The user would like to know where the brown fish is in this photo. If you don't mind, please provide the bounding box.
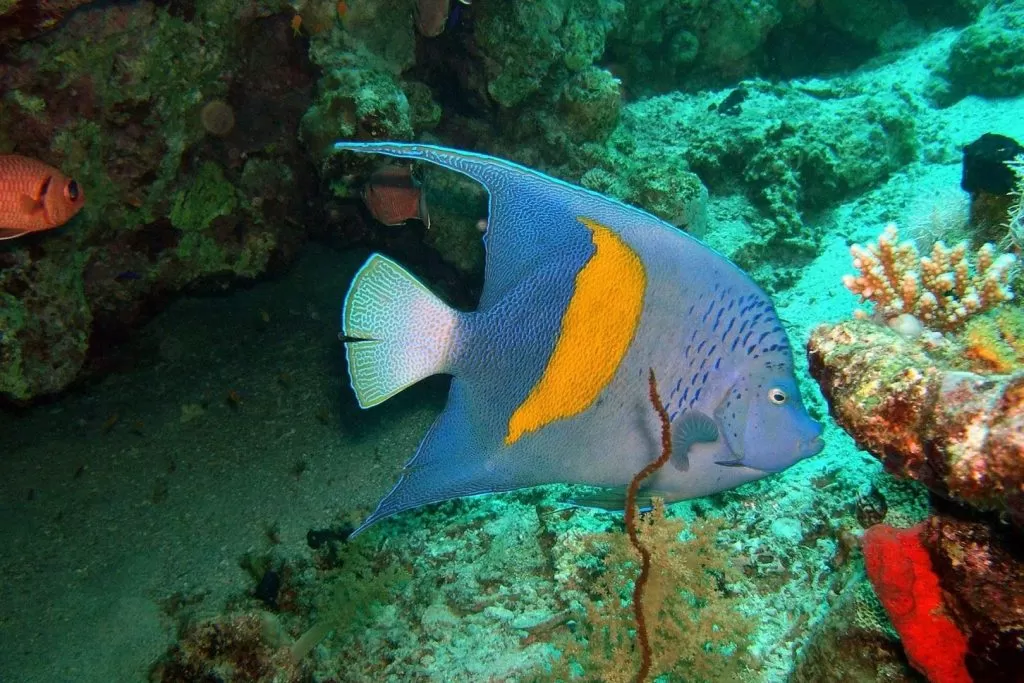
[414,0,451,37]
[361,164,430,228]
[0,155,85,240]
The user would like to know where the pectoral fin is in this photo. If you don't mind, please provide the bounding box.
[18,194,43,215]
[0,228,29,240]
[671,410,720,471]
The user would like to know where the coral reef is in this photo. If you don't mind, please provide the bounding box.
[299,0,422,161]
[608,80,920,253]
[795,512,1024,683]
[546,505,757,682]
[961,307,1024,374]
[941,1,1024,101]
[473,0,622,109]
[0,0,95,47]
[1008,155,1024,251]
[150,612,309,683]
[621,370,676,683]
[0,2,318,401]
[807,319,1024,527]
[842,223,1016,331]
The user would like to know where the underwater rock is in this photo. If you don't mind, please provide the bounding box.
[944,1,1024,100]
[818,0,908,44]
[807,319,1024,527]
[961,133,1024,241]
[961,133,1024,197]
[0,4,317,401]
[474,0,622,108]
[0,0,95,48]
[922,513,1024,681]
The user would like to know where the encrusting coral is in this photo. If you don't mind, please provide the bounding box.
[843,223,1016,331]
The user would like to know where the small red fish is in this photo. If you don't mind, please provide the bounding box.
[0,155,85,240]
[362,164,430,228]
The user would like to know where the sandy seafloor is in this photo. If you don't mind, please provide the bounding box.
[2,31,1024,683]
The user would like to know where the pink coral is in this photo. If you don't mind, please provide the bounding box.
[843,223,1016,331]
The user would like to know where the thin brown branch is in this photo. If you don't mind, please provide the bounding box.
[624,368,673,683]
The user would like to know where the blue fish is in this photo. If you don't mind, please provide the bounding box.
[335,142,824,537]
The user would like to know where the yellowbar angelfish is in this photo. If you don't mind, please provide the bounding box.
[335,142,824,537]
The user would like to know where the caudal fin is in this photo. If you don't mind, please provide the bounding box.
[342,254,458,408]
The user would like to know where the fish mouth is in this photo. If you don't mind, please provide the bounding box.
[713,457,758,471]
[714,433,825,472]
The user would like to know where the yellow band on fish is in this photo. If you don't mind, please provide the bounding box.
[504,217,646,446]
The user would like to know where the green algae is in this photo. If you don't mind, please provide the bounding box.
[170,162,238,234]
[5,89,46,119]
[0,293,30,399]
[0,250,92,400]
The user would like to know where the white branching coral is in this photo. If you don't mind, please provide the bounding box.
[843,223,1017,332]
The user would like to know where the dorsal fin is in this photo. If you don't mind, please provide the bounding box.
[335,142,618,308]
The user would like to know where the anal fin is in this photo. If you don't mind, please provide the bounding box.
[568,488,671,512]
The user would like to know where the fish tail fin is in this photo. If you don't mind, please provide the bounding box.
[342,253,458,408]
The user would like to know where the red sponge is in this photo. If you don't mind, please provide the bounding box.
[862,523,972,683]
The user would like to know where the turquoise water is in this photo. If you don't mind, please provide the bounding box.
[1,2,1022,681]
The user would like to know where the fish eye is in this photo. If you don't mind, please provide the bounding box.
[768,387,787,405]
[66,180,80,201]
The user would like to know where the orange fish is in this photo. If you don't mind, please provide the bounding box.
[361,164,430,228]
[0,155,85,240]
